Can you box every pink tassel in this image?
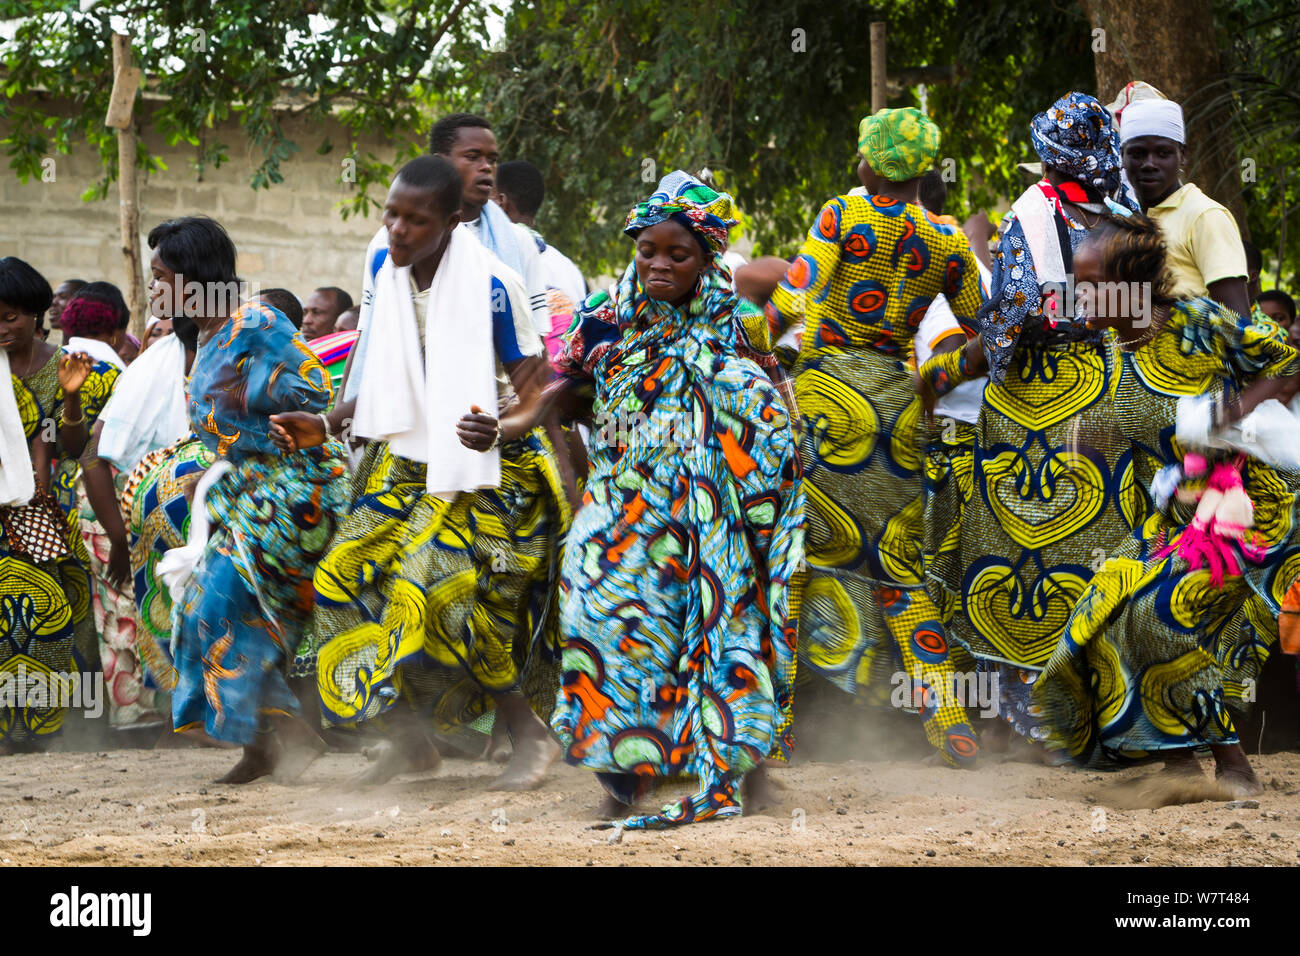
[1182,452,1208,477]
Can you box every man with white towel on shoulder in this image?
[270,155,572,794]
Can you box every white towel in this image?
[352,224,500,501]
[0,351,35,507]
[1010,184,1068,289]
[63,336,126,371]
[97,333,190,473]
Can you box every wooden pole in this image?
[107,33,146,341]
[870,22,887,114]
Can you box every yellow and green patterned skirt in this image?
[794,344,978,766]
[313,429,572,737]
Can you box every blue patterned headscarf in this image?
[623,170,739,256]
[1029,92,1124,199]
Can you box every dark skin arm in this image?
[734,256,794,307]
[56,351,95,459]
[1206,277,1253,322]
[80,420,131,589]
[30,431,52,497]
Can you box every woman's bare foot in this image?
[355,734,441,787]
[488,693,558,791]
[483,715,512,764]
[596,791,633,820]
[1211,743,1262,797]
[216,738,277,784]
[491,734,559,791]
[1161,749,1204,778]
[742,764,785,815]
[271,715,328,784]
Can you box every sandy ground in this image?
[2,726,1299,866]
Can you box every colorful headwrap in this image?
[59,297,122,338]
[1029,92,1124,198]
[856,107,942,183]
[623,170,738,256]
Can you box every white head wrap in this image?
[1120,99,1185,145]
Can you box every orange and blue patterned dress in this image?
[170,304,347,745]
[767,192,985,766]
[552,256,805,829]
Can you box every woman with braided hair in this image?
[928,212,1300,793]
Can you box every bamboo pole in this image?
[870,22,887,114]
[107,33,146,340]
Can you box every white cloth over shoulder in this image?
[97,333,190,473]
[351,224,501,500]
[916,294,985,424]
[0,351,35,507]
[63,336,125,372]
[1010,186,1067,289]
[1176,394,1300,471]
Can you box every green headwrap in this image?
[856,107,942,183]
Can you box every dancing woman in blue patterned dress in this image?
[549,172,805,829]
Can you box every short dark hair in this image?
[1242,239,1262,276]
[429,113,492,156]
[1257,289,1297,322]
[919,169,948,216]
[62,280,130,336]
[497,160,546,217]
[394,154,463,216]
[147,216,238,287]
[0,256,53,317]
[58,278,88,294]
[256,288,303,329]
[315,286,353,314]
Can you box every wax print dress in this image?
[121,434,214,693]
[170,304,347,745]
[0,353,117,744]
[937,93,1143,741]
[552,257,804,828]
[766,192,984,766]
[1034,299,1300,762]
[312,274,571,742]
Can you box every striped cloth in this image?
[307,329,360,400]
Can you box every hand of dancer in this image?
[269,412,326,453]
[58,351,94,395]
[107,537,132,591]
[458,405,499,452]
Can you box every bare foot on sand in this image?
[742,764,786,815]
[490,734,559,791]
[271,716,328,784]
[216,740,277,784]
[483,716,512,765]
[354,735,441,787]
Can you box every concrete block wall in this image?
[0,97,405,316]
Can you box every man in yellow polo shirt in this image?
[1120,98,1252,318]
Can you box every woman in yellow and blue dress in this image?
[761,109,986,766]
[0,257,118,752]
[144,217,347,782]
[1026,214,1300,794]
[920,93,1141,754]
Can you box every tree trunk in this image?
[1078,0,1247,236]
[107,34,146,340]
